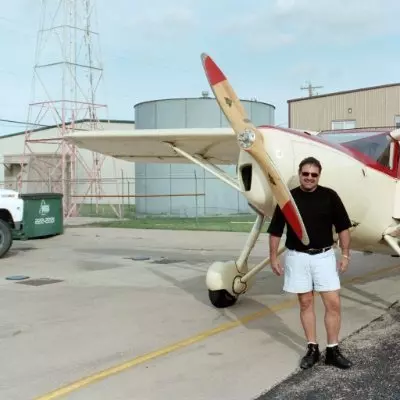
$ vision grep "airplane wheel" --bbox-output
[208,289,237,308]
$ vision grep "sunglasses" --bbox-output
[301,172,319,178]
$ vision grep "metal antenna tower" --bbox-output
[301,81,323,97]
[19,0,119,218]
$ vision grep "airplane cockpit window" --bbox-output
[318,131,393,169]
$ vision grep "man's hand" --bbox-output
[338,255,350,273]
[271,257,283,276]
[338,229,351,274]
[269,234,283,276]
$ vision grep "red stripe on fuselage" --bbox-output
[281,200,303,241]
[258,125,398,179]
[203,55,226,86]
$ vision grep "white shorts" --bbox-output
[283,248,340,293]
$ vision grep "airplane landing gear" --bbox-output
[208,289,237,308]
[205,213,286,308]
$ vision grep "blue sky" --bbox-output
[1,0,400,136]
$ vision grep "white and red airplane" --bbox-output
[65,53,400,308]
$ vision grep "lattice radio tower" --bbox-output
[19,0,119,218]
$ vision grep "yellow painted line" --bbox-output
[35,263,400,400]
[35,297,298,400]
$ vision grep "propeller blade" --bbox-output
[201,53,310,246]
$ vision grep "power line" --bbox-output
[0,119,48,127]
[301,81,323,97]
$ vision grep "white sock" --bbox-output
[308,342,317,345]
[327,343,338,347]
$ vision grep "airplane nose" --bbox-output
[236,127,296,218]
[237,151,273,215]
[238,151,273,216]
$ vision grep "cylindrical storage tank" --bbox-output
[134,97,275,217]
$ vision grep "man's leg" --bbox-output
[283,251,319,369]
[319,290,341,345]
[297,291,320,369]
[298,291,317,343]
[312,250,352,369]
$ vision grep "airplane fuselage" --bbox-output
[237,126,399,256]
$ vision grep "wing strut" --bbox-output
[165,143,242,192]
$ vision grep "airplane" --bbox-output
[64,53,400,309]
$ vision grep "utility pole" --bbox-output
[301,81,323,97]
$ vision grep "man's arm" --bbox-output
[331,190,352,259]
[267,204,286,260]
[338,229,351,258]
[269,234,282,260]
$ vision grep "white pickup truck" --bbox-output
[0,188,24,258]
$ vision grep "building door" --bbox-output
[331,120,356,130]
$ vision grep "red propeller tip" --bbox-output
[201,53,226,86]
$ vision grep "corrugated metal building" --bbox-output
[288,83,400,131]
[134,96,275,217]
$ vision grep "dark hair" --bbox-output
[298,156,322,173]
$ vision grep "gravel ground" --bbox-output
[255,301,400,400]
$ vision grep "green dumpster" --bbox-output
[18,193,64,239]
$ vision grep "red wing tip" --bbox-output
[201,53,226,86]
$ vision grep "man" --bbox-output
[267,156,352,370]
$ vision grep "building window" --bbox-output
[331,120,356,130]
[395,115,400,128]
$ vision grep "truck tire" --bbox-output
[0,219,12,259]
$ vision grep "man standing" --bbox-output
[267,156,353,370]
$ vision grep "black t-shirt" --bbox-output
[267,185,352,251]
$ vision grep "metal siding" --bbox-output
[185,98,227,128]
[135,102,157,129]
[289,85,400,131]
[246,100,275,126]
[134,97,275,216]
[170,164,206,217]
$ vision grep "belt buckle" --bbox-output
[308,248,319,255]
[308,247,328,255]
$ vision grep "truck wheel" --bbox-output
[0,219,12,259]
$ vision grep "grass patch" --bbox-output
[79,203,136,219]
[85,215,270,232]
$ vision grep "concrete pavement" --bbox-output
[0,226,399,399]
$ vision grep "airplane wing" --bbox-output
[64,127,238,165]
[65,126,242,191]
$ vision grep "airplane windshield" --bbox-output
[318,130,393,168]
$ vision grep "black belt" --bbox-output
[293,246,332,255]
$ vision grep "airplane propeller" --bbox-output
[201,53,310,246]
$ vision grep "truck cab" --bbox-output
[0,188,24,258]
